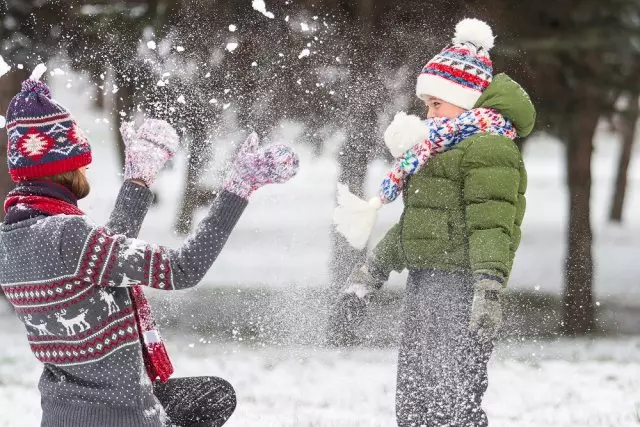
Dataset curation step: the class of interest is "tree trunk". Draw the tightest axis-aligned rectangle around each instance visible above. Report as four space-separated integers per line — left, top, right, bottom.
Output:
562 106 599 335
0 69 27 307
113 72 134 170
329 120 374 289
609 97 638 222
174 126 216 235
0 70 28 220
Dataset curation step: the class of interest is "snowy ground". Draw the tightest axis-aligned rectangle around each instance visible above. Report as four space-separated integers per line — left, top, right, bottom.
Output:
1 310 640 427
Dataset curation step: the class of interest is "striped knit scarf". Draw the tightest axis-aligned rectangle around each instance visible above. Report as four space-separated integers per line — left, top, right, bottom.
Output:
380 108 516 203
334 108 516 249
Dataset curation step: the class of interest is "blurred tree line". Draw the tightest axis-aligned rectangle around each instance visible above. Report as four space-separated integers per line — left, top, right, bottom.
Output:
1 0 639 336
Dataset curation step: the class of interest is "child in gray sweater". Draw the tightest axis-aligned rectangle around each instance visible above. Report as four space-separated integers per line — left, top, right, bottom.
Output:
0 78 299 427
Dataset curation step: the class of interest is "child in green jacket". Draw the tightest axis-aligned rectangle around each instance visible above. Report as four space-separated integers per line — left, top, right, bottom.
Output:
330 18 535 426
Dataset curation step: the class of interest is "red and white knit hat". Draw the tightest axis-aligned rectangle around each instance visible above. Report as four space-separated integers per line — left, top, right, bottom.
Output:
416 18 495 109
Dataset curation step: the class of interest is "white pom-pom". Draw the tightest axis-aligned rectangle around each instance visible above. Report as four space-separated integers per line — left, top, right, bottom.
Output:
384 112 430 158
30 63 47 81
452 18 494 51
333 183 382 250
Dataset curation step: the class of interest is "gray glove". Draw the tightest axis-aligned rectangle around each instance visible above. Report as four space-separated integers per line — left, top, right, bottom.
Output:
469 278 503 342
343 263 385 300
326 262 385 346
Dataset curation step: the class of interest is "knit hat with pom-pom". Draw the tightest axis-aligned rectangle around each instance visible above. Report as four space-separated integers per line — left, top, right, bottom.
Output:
416 18 495 109
5 75 92 182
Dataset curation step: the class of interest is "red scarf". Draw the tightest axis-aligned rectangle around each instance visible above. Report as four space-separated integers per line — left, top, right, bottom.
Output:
4 184 174 383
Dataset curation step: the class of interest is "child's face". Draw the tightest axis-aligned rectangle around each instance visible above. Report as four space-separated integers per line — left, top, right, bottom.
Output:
424 97 466 119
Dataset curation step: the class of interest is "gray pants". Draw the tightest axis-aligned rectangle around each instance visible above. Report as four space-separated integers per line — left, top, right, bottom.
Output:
396 270 493 427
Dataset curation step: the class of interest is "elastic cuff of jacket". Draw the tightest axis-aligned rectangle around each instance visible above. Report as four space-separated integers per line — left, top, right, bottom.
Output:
473 273 504 285
365 258 389 284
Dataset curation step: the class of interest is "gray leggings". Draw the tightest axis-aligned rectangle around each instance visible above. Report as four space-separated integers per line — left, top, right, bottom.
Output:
396 270 493 427
154 376 236 427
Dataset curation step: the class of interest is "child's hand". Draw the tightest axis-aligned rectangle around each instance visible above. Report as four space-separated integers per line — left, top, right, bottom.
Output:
343 264 384 299
469 278 503 342
223 132 299 199
122 119 179 187
326 263 384 346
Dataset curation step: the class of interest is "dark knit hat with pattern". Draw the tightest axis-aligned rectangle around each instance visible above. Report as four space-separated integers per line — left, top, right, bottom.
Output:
5 79 92 182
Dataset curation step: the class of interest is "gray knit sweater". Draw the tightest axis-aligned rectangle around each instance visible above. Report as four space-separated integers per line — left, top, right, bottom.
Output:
0 181 247 427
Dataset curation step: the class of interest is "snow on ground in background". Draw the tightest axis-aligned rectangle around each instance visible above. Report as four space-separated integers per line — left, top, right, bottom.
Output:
1 311 639 427
48 71 640 304
0 56 10 78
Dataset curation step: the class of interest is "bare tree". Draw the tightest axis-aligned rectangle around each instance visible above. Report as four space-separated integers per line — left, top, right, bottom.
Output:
610 95 639 222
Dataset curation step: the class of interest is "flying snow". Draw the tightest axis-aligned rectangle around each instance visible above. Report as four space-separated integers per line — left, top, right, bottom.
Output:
252 0 275 19
298 49 310 59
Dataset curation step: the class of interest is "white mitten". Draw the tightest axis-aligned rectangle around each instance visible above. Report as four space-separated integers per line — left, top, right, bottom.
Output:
122 119 180 186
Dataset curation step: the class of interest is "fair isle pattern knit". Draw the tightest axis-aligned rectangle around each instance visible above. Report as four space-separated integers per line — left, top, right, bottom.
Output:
6 79 92 182
0 182 247 427
4 226 172 367
415 19 495 109
3 181 174 381
421 45 493 93
380 108 516 203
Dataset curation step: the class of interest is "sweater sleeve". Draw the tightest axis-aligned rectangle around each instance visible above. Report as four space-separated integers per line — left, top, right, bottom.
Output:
461 135 522 283
104 180 154 237
370 222 405 280
60 190 247 290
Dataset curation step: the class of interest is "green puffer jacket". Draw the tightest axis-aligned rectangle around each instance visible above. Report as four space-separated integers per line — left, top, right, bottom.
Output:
372 74 536 284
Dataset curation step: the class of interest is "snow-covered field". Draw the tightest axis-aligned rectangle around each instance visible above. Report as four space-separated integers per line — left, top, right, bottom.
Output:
1 310 640 427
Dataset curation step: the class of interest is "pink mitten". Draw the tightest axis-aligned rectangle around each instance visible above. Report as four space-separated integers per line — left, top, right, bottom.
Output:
122 119 180 186
223 132 299 199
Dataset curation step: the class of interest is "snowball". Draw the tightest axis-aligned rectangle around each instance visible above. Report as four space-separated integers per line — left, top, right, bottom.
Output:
298 49 310 59
252 0 275 19
147 40 157 50
0 56 11 78
30 63 47 80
